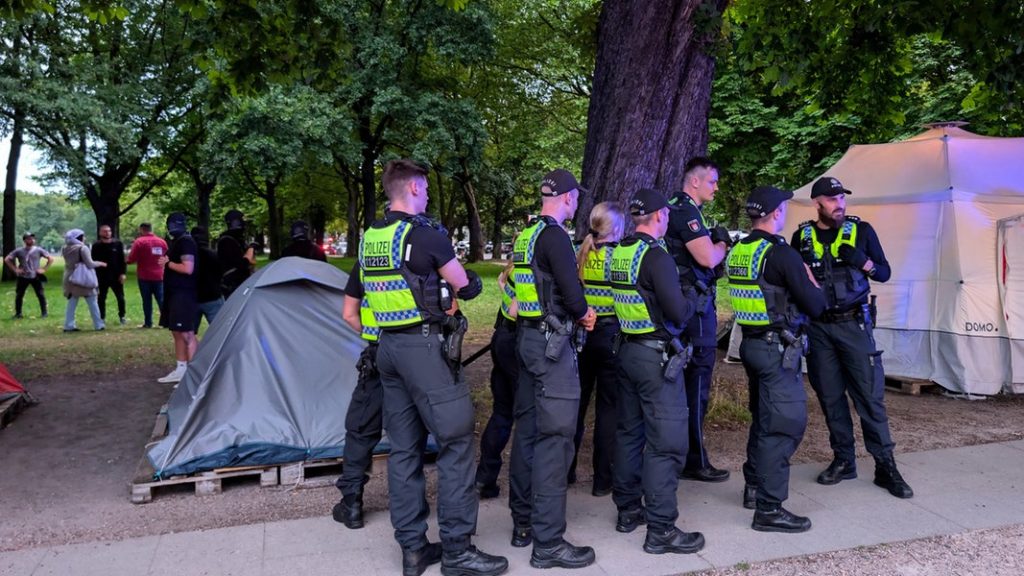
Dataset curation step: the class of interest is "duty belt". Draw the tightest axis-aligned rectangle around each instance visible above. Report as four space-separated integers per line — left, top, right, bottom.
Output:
388 322 443 336
622 334 670 353
495 315 517 331
819 309 860 323
518 317 570 333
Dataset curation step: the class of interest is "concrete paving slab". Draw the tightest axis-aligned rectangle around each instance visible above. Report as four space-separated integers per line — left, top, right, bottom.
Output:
910 490 1024 531
0 547 46 576
264 516 376 557
29 535 159 576
148 524 263 576
263 549 378 576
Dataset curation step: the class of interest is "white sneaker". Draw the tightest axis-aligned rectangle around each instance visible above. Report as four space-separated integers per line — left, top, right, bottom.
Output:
157 367 186 383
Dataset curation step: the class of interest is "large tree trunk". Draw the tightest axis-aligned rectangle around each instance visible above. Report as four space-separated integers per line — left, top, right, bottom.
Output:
310 204 326 246
2 108 23 282
344 174 359 257
84 178 122 237
579 0 728 234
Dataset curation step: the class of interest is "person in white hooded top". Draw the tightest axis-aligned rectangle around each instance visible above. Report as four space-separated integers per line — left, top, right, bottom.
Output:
61 228 107 332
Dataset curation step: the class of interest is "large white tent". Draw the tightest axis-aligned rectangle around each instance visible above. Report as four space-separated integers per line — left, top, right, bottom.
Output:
780 125 1024 395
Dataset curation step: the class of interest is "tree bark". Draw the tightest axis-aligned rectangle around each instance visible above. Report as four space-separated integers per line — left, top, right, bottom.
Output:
266 182 281 259
84 177 123 238
344 173 359 257
310 204 326 246
2 108 23 282
579 0 728 234
457 165 484 263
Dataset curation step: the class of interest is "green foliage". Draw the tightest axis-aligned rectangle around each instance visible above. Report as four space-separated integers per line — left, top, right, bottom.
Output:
5 191 95 252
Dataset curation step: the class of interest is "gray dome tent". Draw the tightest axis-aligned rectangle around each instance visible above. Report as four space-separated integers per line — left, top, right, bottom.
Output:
147 257 366 478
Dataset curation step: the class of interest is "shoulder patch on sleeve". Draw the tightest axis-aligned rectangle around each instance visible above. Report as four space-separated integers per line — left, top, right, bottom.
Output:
798 220 814 228
688 219 700 232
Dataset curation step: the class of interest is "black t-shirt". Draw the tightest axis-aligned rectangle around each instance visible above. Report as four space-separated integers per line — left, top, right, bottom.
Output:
744 230 826 331
195 246 222 303
789 218 891 283
282 239 327 261
90 240 126 279
217 231 251 288
666 192 714 284
628 233 695 340
164 235 198 292
532 222 589 320
349 211 457 299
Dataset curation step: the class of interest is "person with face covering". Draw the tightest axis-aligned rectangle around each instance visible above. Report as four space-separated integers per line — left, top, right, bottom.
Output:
61 229 107 332
156 213 198 384
792 177 912 500
217 209 256 299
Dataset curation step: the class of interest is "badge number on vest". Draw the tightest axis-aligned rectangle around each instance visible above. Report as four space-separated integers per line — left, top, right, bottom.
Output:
610 256 631 283
729 253 751 278
363 239 392 268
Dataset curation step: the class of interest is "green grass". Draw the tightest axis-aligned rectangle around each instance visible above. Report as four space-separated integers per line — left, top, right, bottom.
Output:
0 256 509 379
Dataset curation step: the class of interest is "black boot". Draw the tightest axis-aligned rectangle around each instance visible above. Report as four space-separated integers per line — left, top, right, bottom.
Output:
679 465 730 483
615 506 646 533
530 539 596 570
752 505 811 533
816 458 857 485
441 546 509 576
475 482 500 500
742 484 757 510
331 493 364 529
402 542 442 576
874 457 914 498
511 523 532 548
643 526 705 555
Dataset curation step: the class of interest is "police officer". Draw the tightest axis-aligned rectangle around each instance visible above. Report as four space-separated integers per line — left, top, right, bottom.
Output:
611 188 704 554
569 201 625 496
508 168 597 569
358 159 507 576
281 220 327 261
331 279 382 529
792 177 913 499
728 186 825 533
665 157 732 482
474 263 519 500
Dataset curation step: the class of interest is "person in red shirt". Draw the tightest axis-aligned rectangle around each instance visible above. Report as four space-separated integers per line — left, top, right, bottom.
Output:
126 222 168 328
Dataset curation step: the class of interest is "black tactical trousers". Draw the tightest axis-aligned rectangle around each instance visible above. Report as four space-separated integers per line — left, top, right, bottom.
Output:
570 318 619 489
681 303 716 471
14 276 47 316
336 344 383 499
378 329 477 553
476 321 519 488
97 274 126 320
739 337 807 507
611 341 688 531
806 318 894 463
509 326 580 546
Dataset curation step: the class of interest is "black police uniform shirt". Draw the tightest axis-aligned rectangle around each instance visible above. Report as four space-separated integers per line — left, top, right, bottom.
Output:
346 211 457 301
666 192 714 283
531 223 589 321
630 232 696 341
164 235 199 292
790 219 891 285
745 230 826 333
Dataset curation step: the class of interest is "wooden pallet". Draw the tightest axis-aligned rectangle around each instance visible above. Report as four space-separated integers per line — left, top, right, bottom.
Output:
129 403 388 502
885 376 936 396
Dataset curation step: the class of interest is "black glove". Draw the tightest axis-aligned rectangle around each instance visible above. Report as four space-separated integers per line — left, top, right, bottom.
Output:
837 244 869 269
710 226 732 246
457 269 483 300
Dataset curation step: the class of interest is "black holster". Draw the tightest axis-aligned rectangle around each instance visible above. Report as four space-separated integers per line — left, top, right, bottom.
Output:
357 344 378 385
780 329 807 372
663 337 693 381
543 314 572 360
442 313 469 366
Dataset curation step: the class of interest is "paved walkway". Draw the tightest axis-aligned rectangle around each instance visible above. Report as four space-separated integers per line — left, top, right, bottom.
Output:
4 440 1024 576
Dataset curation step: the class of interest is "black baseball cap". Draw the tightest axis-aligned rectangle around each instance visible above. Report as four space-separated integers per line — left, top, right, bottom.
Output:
540 169 585 197
22 232 34 240
629 188 674 216
745 186 794 218
811 176 852 198
290 220 310 239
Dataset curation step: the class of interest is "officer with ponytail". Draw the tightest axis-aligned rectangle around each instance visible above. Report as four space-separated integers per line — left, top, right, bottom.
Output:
568 201 626 496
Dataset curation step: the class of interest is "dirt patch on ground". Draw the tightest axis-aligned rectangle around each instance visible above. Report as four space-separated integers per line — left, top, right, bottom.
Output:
2 348 1024 558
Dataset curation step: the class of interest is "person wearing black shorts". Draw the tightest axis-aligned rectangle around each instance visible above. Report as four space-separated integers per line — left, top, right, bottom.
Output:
157 213 199 384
